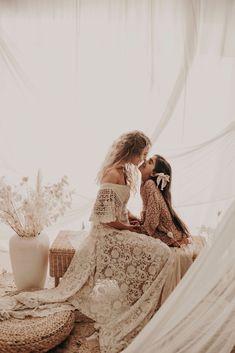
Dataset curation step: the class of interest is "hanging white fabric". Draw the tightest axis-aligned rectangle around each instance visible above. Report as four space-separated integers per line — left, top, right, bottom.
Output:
0 0 235 286
122 198 235 353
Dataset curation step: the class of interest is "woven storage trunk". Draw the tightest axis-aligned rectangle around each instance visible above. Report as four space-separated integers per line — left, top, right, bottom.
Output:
0 311 75 353
49 231 77 286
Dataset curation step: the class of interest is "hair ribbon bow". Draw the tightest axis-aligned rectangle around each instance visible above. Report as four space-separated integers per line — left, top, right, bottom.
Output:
155 173 170 191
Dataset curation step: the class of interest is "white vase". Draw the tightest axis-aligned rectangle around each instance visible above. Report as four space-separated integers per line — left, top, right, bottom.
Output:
9 231 49 290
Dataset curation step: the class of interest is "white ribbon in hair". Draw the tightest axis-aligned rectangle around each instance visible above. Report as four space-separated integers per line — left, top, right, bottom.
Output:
155 173 170 191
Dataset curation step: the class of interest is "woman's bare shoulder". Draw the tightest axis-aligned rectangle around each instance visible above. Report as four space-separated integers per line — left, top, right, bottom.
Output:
101 167 124 184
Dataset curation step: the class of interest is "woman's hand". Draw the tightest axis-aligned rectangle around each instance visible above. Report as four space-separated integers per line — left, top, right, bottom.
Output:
104 221 141 232
126 224 142 232
129 219 141 226
169 241 181 248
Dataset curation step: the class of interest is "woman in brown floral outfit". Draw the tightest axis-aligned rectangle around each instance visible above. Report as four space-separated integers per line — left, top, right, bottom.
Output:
134 154 206 282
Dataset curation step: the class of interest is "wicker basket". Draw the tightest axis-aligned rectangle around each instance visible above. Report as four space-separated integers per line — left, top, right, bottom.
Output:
0 310 75 353
49 231 77 286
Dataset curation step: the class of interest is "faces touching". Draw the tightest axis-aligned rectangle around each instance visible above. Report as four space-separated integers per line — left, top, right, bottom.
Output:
139 155 157 181
129 146 150 166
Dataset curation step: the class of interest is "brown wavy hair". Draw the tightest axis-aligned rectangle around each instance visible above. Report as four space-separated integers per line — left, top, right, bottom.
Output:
97 130 151 190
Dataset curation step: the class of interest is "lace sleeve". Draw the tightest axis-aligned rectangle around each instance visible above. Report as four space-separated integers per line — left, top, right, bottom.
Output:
90 187 121 224
142 180 161 236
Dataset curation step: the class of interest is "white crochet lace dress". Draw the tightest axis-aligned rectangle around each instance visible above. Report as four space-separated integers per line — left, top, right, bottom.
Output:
0 183 173 353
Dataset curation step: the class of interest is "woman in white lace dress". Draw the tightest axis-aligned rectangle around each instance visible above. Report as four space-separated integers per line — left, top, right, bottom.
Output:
0 131 174 353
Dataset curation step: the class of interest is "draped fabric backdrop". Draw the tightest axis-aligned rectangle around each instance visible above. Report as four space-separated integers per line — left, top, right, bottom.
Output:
122 199 235 353
1 1 235 352
0 0 234 264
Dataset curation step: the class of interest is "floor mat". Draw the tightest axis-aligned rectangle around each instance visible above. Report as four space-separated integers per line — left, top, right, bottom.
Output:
0 271 100 353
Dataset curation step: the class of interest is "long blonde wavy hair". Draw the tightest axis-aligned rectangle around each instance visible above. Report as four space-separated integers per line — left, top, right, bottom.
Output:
97 130 151 191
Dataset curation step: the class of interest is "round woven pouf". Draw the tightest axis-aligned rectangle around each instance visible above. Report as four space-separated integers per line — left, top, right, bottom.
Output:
0 310 75 353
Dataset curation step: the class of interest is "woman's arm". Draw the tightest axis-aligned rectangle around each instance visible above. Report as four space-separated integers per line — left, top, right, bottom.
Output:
104 220 139 232
99 170 137 231
142 181 161 236
141 181 182 247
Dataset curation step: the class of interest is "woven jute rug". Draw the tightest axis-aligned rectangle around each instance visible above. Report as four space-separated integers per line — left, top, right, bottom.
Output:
0 271 100 353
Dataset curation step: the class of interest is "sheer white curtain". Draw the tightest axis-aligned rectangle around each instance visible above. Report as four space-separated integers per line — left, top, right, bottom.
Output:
123 1 235 351
0 0 234 263
0 0 235 351
149 0 235 235
0 0 196 236
122 199 235 353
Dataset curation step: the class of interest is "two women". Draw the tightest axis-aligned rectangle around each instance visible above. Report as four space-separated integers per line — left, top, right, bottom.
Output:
0 131 175 353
